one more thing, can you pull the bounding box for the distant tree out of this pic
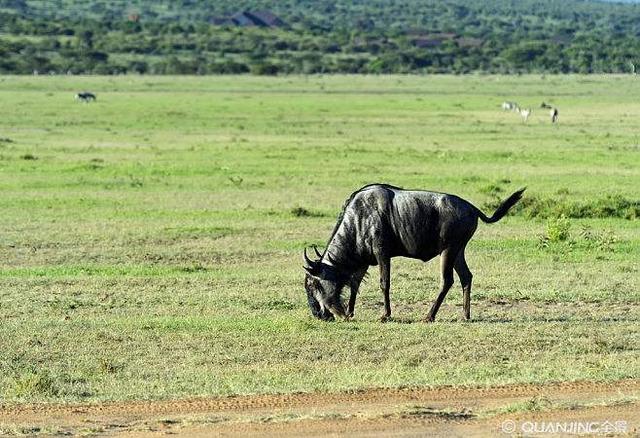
[128,60,148,74]
[216,60,250,74]
[79,29,94,49]
[251,62,280,75]
[502,42,548,66]
[87,51,108,62]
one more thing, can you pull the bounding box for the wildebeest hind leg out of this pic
[454,249,473,321]
[426,248,456,322]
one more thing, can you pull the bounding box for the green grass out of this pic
[0,75,638,403]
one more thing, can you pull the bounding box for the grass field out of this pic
[0,75,638,403]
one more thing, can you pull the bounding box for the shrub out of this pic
[485,194,640,219]
[545,215,571,242]
[579,225,618,252]
[290,207,325,218]
[8,370,58,398]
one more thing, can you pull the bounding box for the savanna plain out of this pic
[0,75,638,436]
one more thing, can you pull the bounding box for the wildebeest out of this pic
[75,92,96,102]
[303,184,525,322]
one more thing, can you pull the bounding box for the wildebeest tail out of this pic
[477,188,526,223]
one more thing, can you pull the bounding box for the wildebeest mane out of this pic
[324,183,403,253]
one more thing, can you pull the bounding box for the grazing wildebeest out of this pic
[303,184,525,322]
[502,101,518,111]
[75,92,96,103]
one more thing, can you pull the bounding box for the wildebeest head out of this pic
[303,247,348,320]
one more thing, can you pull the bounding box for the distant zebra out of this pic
[75,92,96,103]
[518,106,532,122]
[502,101,518,111]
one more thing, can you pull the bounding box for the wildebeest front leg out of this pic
[426,248,457,322]
[454,250,473,321]
[347,268,368,319]
[379,257,391,321]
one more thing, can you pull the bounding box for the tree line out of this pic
[1,0,639,75]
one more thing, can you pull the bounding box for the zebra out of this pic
[517,106,531,122]
[502,101,518,112]
[75,92,97,103]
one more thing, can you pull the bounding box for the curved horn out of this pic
[312,245,323,259]
[303,247,314,267]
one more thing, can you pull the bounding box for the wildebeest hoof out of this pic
[425,316,436,323]
[380,314,391,322]
[321,312,335,322]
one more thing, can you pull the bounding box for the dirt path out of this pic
[1,380,638,436]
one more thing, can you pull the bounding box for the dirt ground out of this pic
[1,380,638,437]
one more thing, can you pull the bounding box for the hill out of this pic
[1,0,640,74]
